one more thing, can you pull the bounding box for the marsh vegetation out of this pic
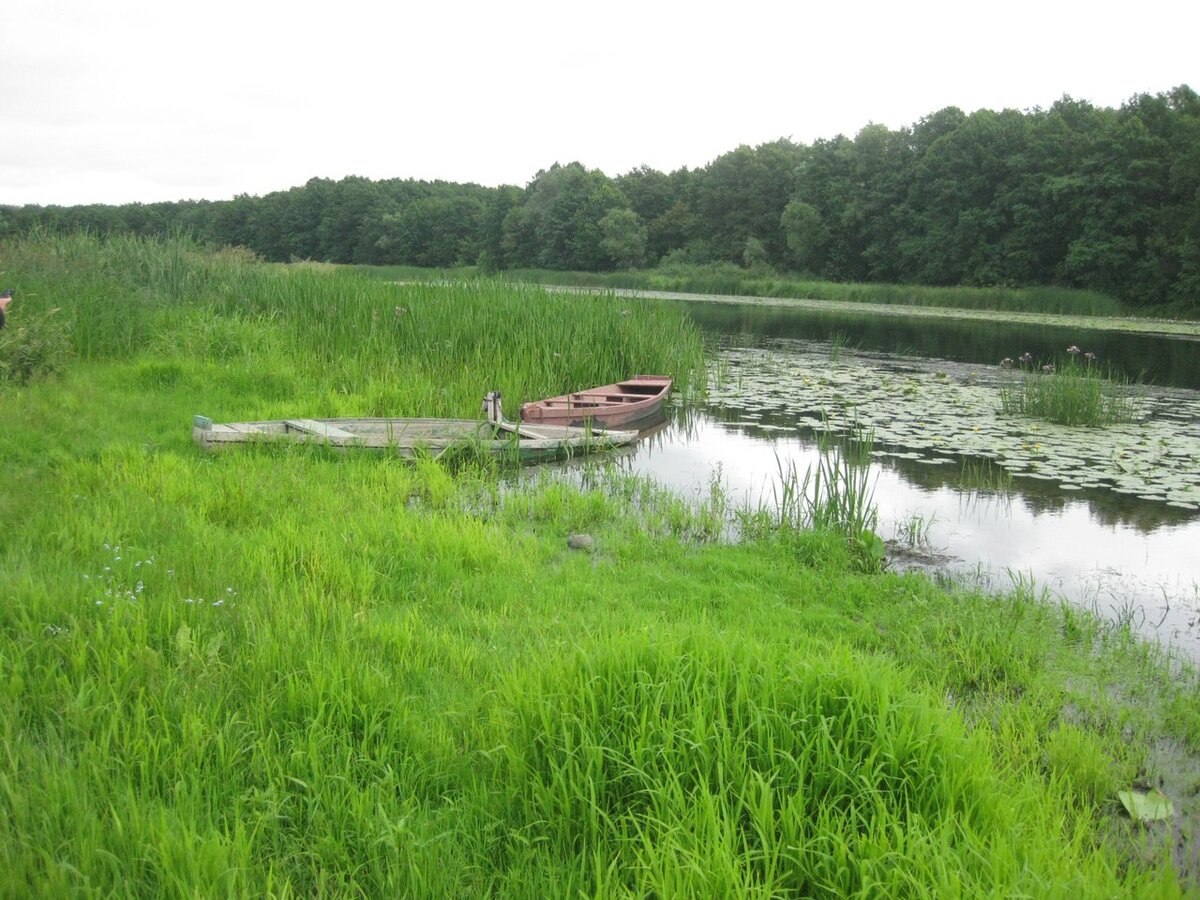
[3,234,1199,895]
[998,347,1140,426]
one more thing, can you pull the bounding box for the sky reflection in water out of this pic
[618,340,1200,659]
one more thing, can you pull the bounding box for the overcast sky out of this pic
[3,0,1196,207]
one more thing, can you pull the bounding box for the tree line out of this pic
[3,86,1197,309]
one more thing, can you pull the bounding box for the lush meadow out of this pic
[2,234,1199,896]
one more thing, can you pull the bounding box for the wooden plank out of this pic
[284,419,357,439]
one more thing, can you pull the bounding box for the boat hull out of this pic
[520,375,672,430]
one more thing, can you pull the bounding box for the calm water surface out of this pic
[621,301,1200,658]
[673,298,1200,389]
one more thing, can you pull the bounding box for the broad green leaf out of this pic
[1118,789,1173,822]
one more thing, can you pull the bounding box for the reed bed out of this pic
[363,264,1125,317]
[1,231,706,414]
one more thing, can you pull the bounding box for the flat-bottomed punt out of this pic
[193,393,638,462]
[521,375,672,430]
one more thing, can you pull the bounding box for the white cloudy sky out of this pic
[3,0,1196,206]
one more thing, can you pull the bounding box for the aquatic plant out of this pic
[998,345,1139,426]
[894,510,937,552]
[828,330,852,360]
[958,457,1014,494]
[770,440,884,572]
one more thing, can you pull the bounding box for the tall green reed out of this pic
[767,423,884,571]
[421,264,1125,317]
[772,418,878,534]
[1,231,707,416]
[998,345,1139,426]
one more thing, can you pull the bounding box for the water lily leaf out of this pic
[1118,789,1173,822]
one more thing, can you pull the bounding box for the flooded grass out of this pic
[774,450,877,533]
[894,509,938,552]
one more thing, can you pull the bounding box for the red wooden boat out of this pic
[520,375,673,430]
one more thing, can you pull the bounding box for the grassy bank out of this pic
[359,263,1126,317]
[2,235,1198,896]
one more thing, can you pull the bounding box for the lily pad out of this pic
[1118,789,1173,822]
[711,341,1200,509]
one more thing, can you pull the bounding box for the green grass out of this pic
[2,233,1198,896]
[2,231,707,413]
[999,349,1140,426]
[491,637,1094,895]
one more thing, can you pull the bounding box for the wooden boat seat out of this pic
[284,419,357,439]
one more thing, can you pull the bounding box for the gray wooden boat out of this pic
[192,392,638,462]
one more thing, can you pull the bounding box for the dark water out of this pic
[615,299,1200,659]
[675,300,1200,390]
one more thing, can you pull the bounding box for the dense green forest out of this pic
[3,86,1197,310]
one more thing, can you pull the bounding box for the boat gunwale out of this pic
[521,375,673,427]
